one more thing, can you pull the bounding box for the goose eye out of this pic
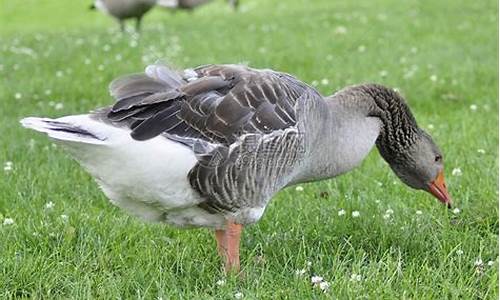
[434,155,442,162]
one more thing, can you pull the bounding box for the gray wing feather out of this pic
[99,63,324,219]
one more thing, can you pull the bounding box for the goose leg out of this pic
[135,16,143,32]
[215,229,226,257]
[224,221,242,273]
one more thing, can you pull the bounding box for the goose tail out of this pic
[20,115,108,145]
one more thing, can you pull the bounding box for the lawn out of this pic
[0,0,498,298]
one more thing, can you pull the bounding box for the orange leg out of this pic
[215,229,226,257]
[225,221,243,273]
[214,221,243,273]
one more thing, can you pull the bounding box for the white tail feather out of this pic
[20,116,108,145]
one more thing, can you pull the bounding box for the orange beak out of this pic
[427,170,452,208]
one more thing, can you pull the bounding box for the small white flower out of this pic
[311,275,323,284]
[469,104,477,111]
[56,70,64,77]
[60,214,69,221]
[475,259,483,267]
[295,186,304,192]
[234,292,243,299]
[430,74,438,82]
[306,261,312,267]
[427,124,435,130]
[383,213,391,220]
[295,268,306,276]
[98,64,105,71]
[410,47,418,54]
[216,279,226,286]
[350,273,362,281]
[477,149,486,154]
[103,44,111,52]
[351,211,360,218]
[357,45,366,52]
[320,78,329,86]
[379,70,388,77]
[45,201,55,209]
[4,161,13,172]
[44,89,52,95]
[14,92,22,99]
[129,40,138,48]
[334,26,347,34]
[54,103,64,110]
[452,168,462,176]
[84,58,91,65]
[3,218,14,225]
[319,281,330,292]
[487,260,495,266]
[416,210,423,215]
[385,209,394,215]
[338,209,346,216]
[376,182,383,187]
[456,249,464,255]
[115,54,122,61]
[452,208,460,214]
[375,199,381,203]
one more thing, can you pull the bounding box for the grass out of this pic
[0,0,498,298]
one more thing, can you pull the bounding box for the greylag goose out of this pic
[90,0,157,32]
[21,63,452,272]
[158,0,239,11]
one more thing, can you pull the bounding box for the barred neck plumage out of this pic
[359,84,419,161]
[330,83,420,163]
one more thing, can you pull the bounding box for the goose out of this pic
[158,0,239,12]
[90,0,157,32]
[21,63,452,273]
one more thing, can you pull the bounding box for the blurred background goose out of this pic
[90,0,157,32]
[21,63,452,273]
[158,0,239,12]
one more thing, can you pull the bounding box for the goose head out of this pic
[386,130,452,207]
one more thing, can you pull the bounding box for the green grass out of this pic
[0,0,498,298]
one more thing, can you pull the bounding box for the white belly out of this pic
[58,119,225,227]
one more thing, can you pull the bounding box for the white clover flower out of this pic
[129,40,138,48]
[452,208,460,214]
[98,64,105,71]
[469,104,477,111]
[45,201,55,209]
[3,218,14,225]
[383,213,391,220]
[4,161,13,172]
[415,210,423,215]
[375,199,381,203]
[474,259,483,267]
[338,209,346,216]
[306,261,312,267]
[430,74,438,82]
[84,58,91,65]
[216,279,226,286]
[320,78,329,86]
[487,260,495,266]
[54,103,64,110]
[234,292,243,299]
[56,70,64,77]
[456,249,464,255]
[385,209,394,215]
[115,54,123,61]
[357,45,366,52]
[44,89,52,95]
[351,211,360,218]
[295,268,306,276]
[319,281,330,292]
[452,168,462,176]
[379,70,388,77]
[334,26,347,34]
[350,273,362,281]
[477,149,486,154]
[427,124,435,130]
[14,92,22,99]
[295,186,304,192]
[311,275,323,284]
[60,214,69,221]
